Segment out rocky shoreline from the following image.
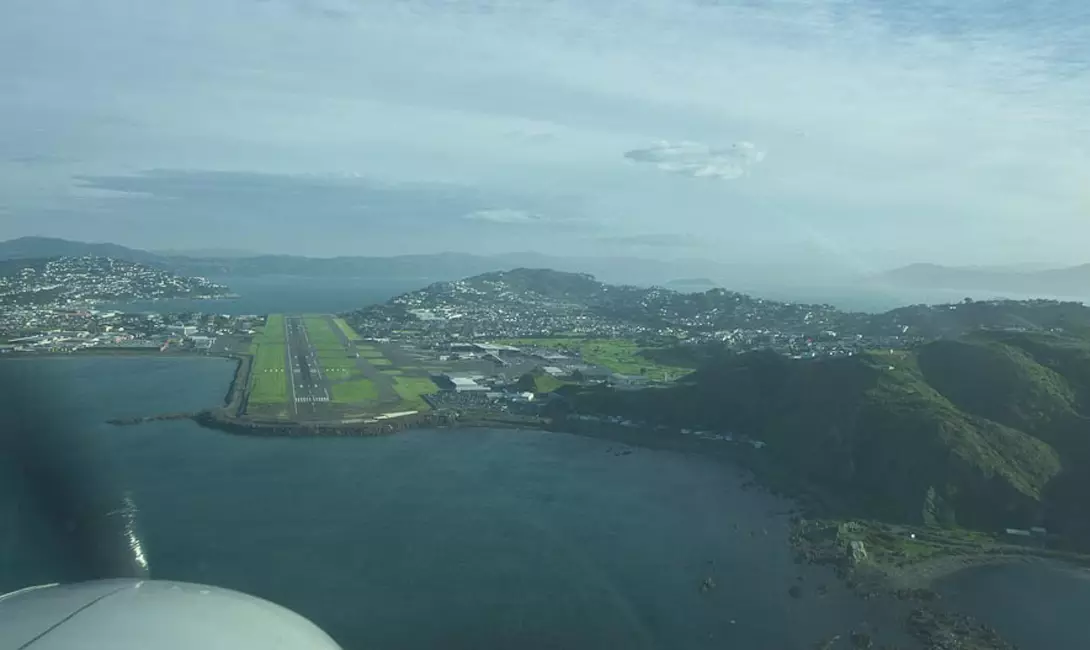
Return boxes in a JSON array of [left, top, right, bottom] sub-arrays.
[[788, 518, 1090, 649]]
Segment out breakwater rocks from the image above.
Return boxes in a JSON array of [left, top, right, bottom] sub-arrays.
[[107, 412, 197, 426], [907, 608, 1015, 650], [191, 410, 460, 437], [789, 519, 1030, 649]]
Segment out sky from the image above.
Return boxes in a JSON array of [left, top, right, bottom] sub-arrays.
[[1, 0, 1088, 271]]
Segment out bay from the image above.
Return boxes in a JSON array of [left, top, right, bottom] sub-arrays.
[[100, 275, 428, 315], [100, 273, 1090, 317], [1, 356, 917, 650]]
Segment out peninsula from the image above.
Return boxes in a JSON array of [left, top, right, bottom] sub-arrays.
[[12, 263, 1090, 648]]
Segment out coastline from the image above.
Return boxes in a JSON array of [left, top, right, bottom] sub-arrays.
[[1, 349, 213, 359], [73, 352, 1090, 591], [44, 349, 1083, 650], [879, 552, 1090, 590]]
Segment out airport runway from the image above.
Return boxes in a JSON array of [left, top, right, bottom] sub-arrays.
[[285, 315, 331, 418]]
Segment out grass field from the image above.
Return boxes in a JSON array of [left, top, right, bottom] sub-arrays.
[[495, 337, 693, 377], [302, 316, 342, 350], [248, 315, 287, 406], [253, 342, 285, 371], [302, 316, 362, 379], [317, 355, 358, 372], [333, 318, 362, 341], [263, 314, 286, 343], [392, 376, 439, 411], [394, 375, 440, 412], [331, 378, 379, 403], [249, 372, 288, 405], [369, 358, 393, 366]]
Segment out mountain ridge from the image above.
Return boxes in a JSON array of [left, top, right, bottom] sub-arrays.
[[353, 267, 1090, 341], [878, 262, 1090, 297], [563, 329, 1090, 545]]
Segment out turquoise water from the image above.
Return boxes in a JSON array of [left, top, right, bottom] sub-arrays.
[[2, 357, 922, 650]]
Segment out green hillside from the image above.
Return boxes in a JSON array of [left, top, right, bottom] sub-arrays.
[[565, 331, 1090, 543]]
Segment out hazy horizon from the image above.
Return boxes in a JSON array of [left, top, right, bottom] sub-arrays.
[[2, 1, 1088, 273], [2, 234, 1086, 276]]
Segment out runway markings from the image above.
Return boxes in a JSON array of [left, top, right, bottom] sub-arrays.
[[294, 396, 330, 403]]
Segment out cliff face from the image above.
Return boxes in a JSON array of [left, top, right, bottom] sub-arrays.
[[569, 332, 1090, 538]]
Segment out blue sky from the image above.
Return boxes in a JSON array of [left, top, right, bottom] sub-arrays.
[[1, 0, 1088, 270]]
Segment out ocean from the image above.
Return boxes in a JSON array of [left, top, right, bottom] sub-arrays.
[[936, 563, 1090, 649], [101, 275, 429, 315], [1, 356, 923, 650], [106, 275, 1090, 316]]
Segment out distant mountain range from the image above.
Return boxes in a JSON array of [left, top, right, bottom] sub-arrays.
[[0, 237, 856, 288], [0, 237, 162, 265], [877, 262, 1090, 298], [3, 237, 1088, 300]]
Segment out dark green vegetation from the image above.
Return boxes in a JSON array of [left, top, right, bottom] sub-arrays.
[[515, 368, 568, 394], [565, 330, 1090, 547], [497, 337, 697, 377]]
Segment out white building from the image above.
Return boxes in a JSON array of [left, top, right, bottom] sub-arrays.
[[446, 376, 487, 392], [168, 325, 198, 337]]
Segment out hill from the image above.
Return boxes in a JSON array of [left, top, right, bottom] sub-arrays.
[[867, 298, 1090, 338], [344, 267, 862, 344], [348, 267, 1090, 343], [563, 330, 1090, 544], [0, 237, 160, 264], [0, 256, 232, 306], [878, 262, 1090, 297]]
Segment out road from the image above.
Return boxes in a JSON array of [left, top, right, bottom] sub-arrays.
[[285, 315, 331, 418]]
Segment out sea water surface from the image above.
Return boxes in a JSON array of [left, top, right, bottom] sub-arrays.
[[936, 563, 1090, 649], [101, 273, 1090, 316], [2, 356, 925, 650], [101, 275, 427, 315]]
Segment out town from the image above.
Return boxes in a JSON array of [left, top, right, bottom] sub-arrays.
[[343, 268, 919, 361], [3, 260, 1068, 363], [0, 256, 240, 354]]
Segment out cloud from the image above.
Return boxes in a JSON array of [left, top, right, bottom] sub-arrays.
[[2, 0, 1089, 265], [20, 170, 581, 255], [624, 141, 766, 180], [463, 208, 545, 224]]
